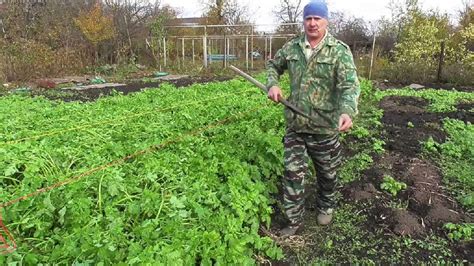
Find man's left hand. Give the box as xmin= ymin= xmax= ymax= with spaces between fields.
xmin=338 ymin=114 xmax=353 ymax=132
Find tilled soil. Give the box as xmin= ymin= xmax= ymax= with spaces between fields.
xmin=33 ymin=76 xmax=233 ymax=102
xmin=342 ymin=96 xmax=473 ymax=261
xmin=380 ymin=96 xmax=473 ymax=156
xmin=269 ymin=95 xmax=473 ymax=264
xmin=376 ymin=81 xmax=474 ymax=93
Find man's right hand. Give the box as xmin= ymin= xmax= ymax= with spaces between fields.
xmin=268 ymin=86 xmax=283 ymax=102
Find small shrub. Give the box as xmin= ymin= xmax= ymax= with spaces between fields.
xmin=354 ymin=54 xmax=389 ymax=80
xmin=0 ymin=40 xmax=88 ymax=82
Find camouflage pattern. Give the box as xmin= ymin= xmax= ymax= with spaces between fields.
xmin=266 ymin=33 xmax=360 ymax=135
xmin=283 ymin=130 xmax=342 ymax=225
xmin=267 ymin=32 xmax=359 ymax=225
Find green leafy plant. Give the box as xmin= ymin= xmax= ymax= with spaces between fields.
xmin=372 ymin=139 xmax=386 ymax=154
xmin=339 ymin=79 xmax=383 ymax=184
xmin=459 ymin=193 xmax=473 ymax=210
xmin=380 ymin=175 xmax=407 ymax=196
xmin=423 ymin=137 xmax=439 ymax=153
xmin=340 ymin=153 xmax=374 ymax=183
xmin=407 ymin=121 xmax=414 ymax=128
xmin=444 ymin=223 xmax=473 ymax=241
xmin=417 ymin=116 xmax=474 ymax=211
xmin=436 ymin=119 xmax=474 ymax=210
xmin=350 ymin=125 xmax=370 ymax=139
xmin=385 ymin=199 xmax=409 ymax=210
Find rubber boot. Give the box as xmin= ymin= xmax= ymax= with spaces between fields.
xmin=317 ymin=213 xmax=333 ymax=225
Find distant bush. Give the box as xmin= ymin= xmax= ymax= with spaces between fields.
xmin=0 ymin=39 xmax=55 ymax=81
xmin=0 ymin=39 xmax=88 ymax=82
xmin=383 ymin=61 xmax=437 ymax=84
xmin=54 ymin=47 xmax=90 ymax=75
xmin=366 ymin=6 xmax=474 ymax=86
xmin=354 ymin=53 xmax=389 ymax=81
xmin=0 ymin=55 xmax=6 ymax=84
xmin=442 ymin=63 xmax=474 ymax=85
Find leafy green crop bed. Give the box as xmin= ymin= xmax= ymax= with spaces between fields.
xmin=0 ymin=79 xmax=286 ymax=264
xmin=1 ymin=76 xmax=472 ymax=264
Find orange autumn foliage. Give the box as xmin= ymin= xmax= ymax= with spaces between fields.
xmin=74 ymin=3 xmax=115 ymax=47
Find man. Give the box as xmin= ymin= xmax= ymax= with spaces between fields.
xmin=266 ymin=0 xmax=360 ymax=237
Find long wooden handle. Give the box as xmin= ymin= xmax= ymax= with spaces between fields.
xmin=229 ymin=65 xmax=334 ymax=126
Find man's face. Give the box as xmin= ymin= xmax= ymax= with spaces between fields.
xmin=303 ymin=16 xmax=328 ymax=40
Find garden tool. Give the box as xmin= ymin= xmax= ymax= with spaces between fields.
xmin=229 ymin=65 xmax=334 ymax=127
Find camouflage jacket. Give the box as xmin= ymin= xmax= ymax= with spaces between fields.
xmin=266 ymin=33 xmax=360 ymax=135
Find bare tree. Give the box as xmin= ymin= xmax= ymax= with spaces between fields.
xmin=387 ymin=0 xmax=421 ymax=42
xmin=0 ymin=0 xmax=184 ymax=81
xmin=372 ymin=17 xmax=398 ymax=55
xmin=458 ymin=0 xmax=473 ymax=29
xmin=273 ymin=0 xmax=303 ymax=33
xmin=149 ymin=4 xmax=178 ymax=66
xmin=222 ymin=0 xmax=250 ymax=26
xmin=103 ymin=0 xmax=162 ymax=62
xmin=327 ymin=11 xmax=370 ymax=53
xmin=201 ymin=0 xmax=252 ymax=34
xmin=328 ymin=11 xmax=345 ymax=35
xmin=273 ymin=0 xmax=303 ymax=23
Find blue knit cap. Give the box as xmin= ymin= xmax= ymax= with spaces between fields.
xmin=303 ymin=0 xmax=328 ymax=19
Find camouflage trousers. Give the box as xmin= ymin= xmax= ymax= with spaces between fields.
xmin=283 ymin=130 xmax=342 ymax=225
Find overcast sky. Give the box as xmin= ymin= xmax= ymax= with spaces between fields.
xmin=161 ymin=0 xmax=470 ymax=31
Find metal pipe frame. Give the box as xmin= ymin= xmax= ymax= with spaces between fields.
xmin=172 ymin=35 xmax=296 ymax=39
xmin=161 ymin=22 xmax=301 ymax=69
xmin=164 ymin=22 xmax=301 ymax=29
